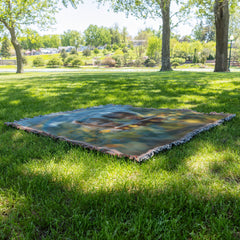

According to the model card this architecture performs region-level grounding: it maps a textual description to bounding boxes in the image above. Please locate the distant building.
[39,48,58,54]
[132,40,147,47]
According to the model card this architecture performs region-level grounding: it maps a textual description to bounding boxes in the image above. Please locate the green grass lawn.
[0,71,239,239]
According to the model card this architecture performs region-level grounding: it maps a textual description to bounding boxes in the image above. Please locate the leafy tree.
[96,0,177,71]
[1,36,11,59]
[146,36,162,63]
[229,5,240,40]
[0,0,82,73]
[121,27,128,44]
[188,0,239,72]
[84,25,111,47]
[41,34,61,48]
[20,29,42,51]
[193,21,215,42]
[134,28,154,43]
[109,24,121,45]
[61,30,83,49]
[0,0,59,73]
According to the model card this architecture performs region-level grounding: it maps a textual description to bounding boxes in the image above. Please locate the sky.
[40,1,195,37]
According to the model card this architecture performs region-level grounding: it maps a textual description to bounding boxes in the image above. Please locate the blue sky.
[41,1,195,37]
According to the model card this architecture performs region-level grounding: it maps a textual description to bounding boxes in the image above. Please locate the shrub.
[47,57,62,68]
[60,49,68,60]
[170,58,185,65]
[133,58,143,67]
[103,49,108,55]
[144,58,156,67]
[94,48,99,54]
[70,48,78,55]
[114,49,124,55]
[112,55,123,67]
[123,53,130,67]
[82,49,91,57]
[33,56,45,67]
[102,57,116,67]
[112,44,119,51]
[64,56,75,66]
[71,57,83,67]
[106,44,112,51]
[122,47,128,53]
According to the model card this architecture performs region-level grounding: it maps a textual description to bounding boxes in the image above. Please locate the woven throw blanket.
[5,105,235,162]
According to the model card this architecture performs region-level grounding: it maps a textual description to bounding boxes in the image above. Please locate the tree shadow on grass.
[1,71,239,169]
[1,139,240,239]
[0,71,240,239]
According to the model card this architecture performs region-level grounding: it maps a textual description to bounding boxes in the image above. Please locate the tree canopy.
[0,0,83,73]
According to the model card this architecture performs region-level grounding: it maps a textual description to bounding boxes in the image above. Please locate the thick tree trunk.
[214,0,229,72]
[160,0,172,71]
[9,27,24,73]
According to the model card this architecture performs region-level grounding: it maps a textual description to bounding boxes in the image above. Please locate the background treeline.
[1,24,240,68]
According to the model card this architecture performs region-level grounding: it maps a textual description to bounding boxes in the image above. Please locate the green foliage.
[47,57,63,68]
[60,49,68,60]
[93,48,100,54]
[112,44,119,51]
[64,55,83,67]
[122,47,128,53]
[146,36,161,62]
[144,58,156,67]
[40,34,61,48]
[0,37,11,59]
[103,49,108,55]
[170,58,186,65]
[70,48,78,55]
[193,21,215,42]
[0,0,76,73]
[64,55,76,66]
[84,25,111,47]
[0,1,60,32]
[114,49,124,55]
[61,30,83,49]
[33,56,45,67]
[82,49,91,57]
[133,58,144,67]
[19,29,42,51]
[109,24,121,45]
[106,44,112,51]
[112,55,123,67]
[71,57,83,67]
[171,62,180,68]
[171,39,216,62]
[135,28,154,42]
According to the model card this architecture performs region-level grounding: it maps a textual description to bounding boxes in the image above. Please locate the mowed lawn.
[0,71,239,239]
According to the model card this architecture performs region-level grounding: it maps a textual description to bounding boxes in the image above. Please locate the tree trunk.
[160,0,172,71]
[9,27,24,73]
[214,0,229,72]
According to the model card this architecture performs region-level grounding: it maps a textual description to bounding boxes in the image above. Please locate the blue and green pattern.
[6,105,235,161]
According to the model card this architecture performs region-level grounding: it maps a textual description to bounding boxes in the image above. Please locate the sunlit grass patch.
[0,71,239,239]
